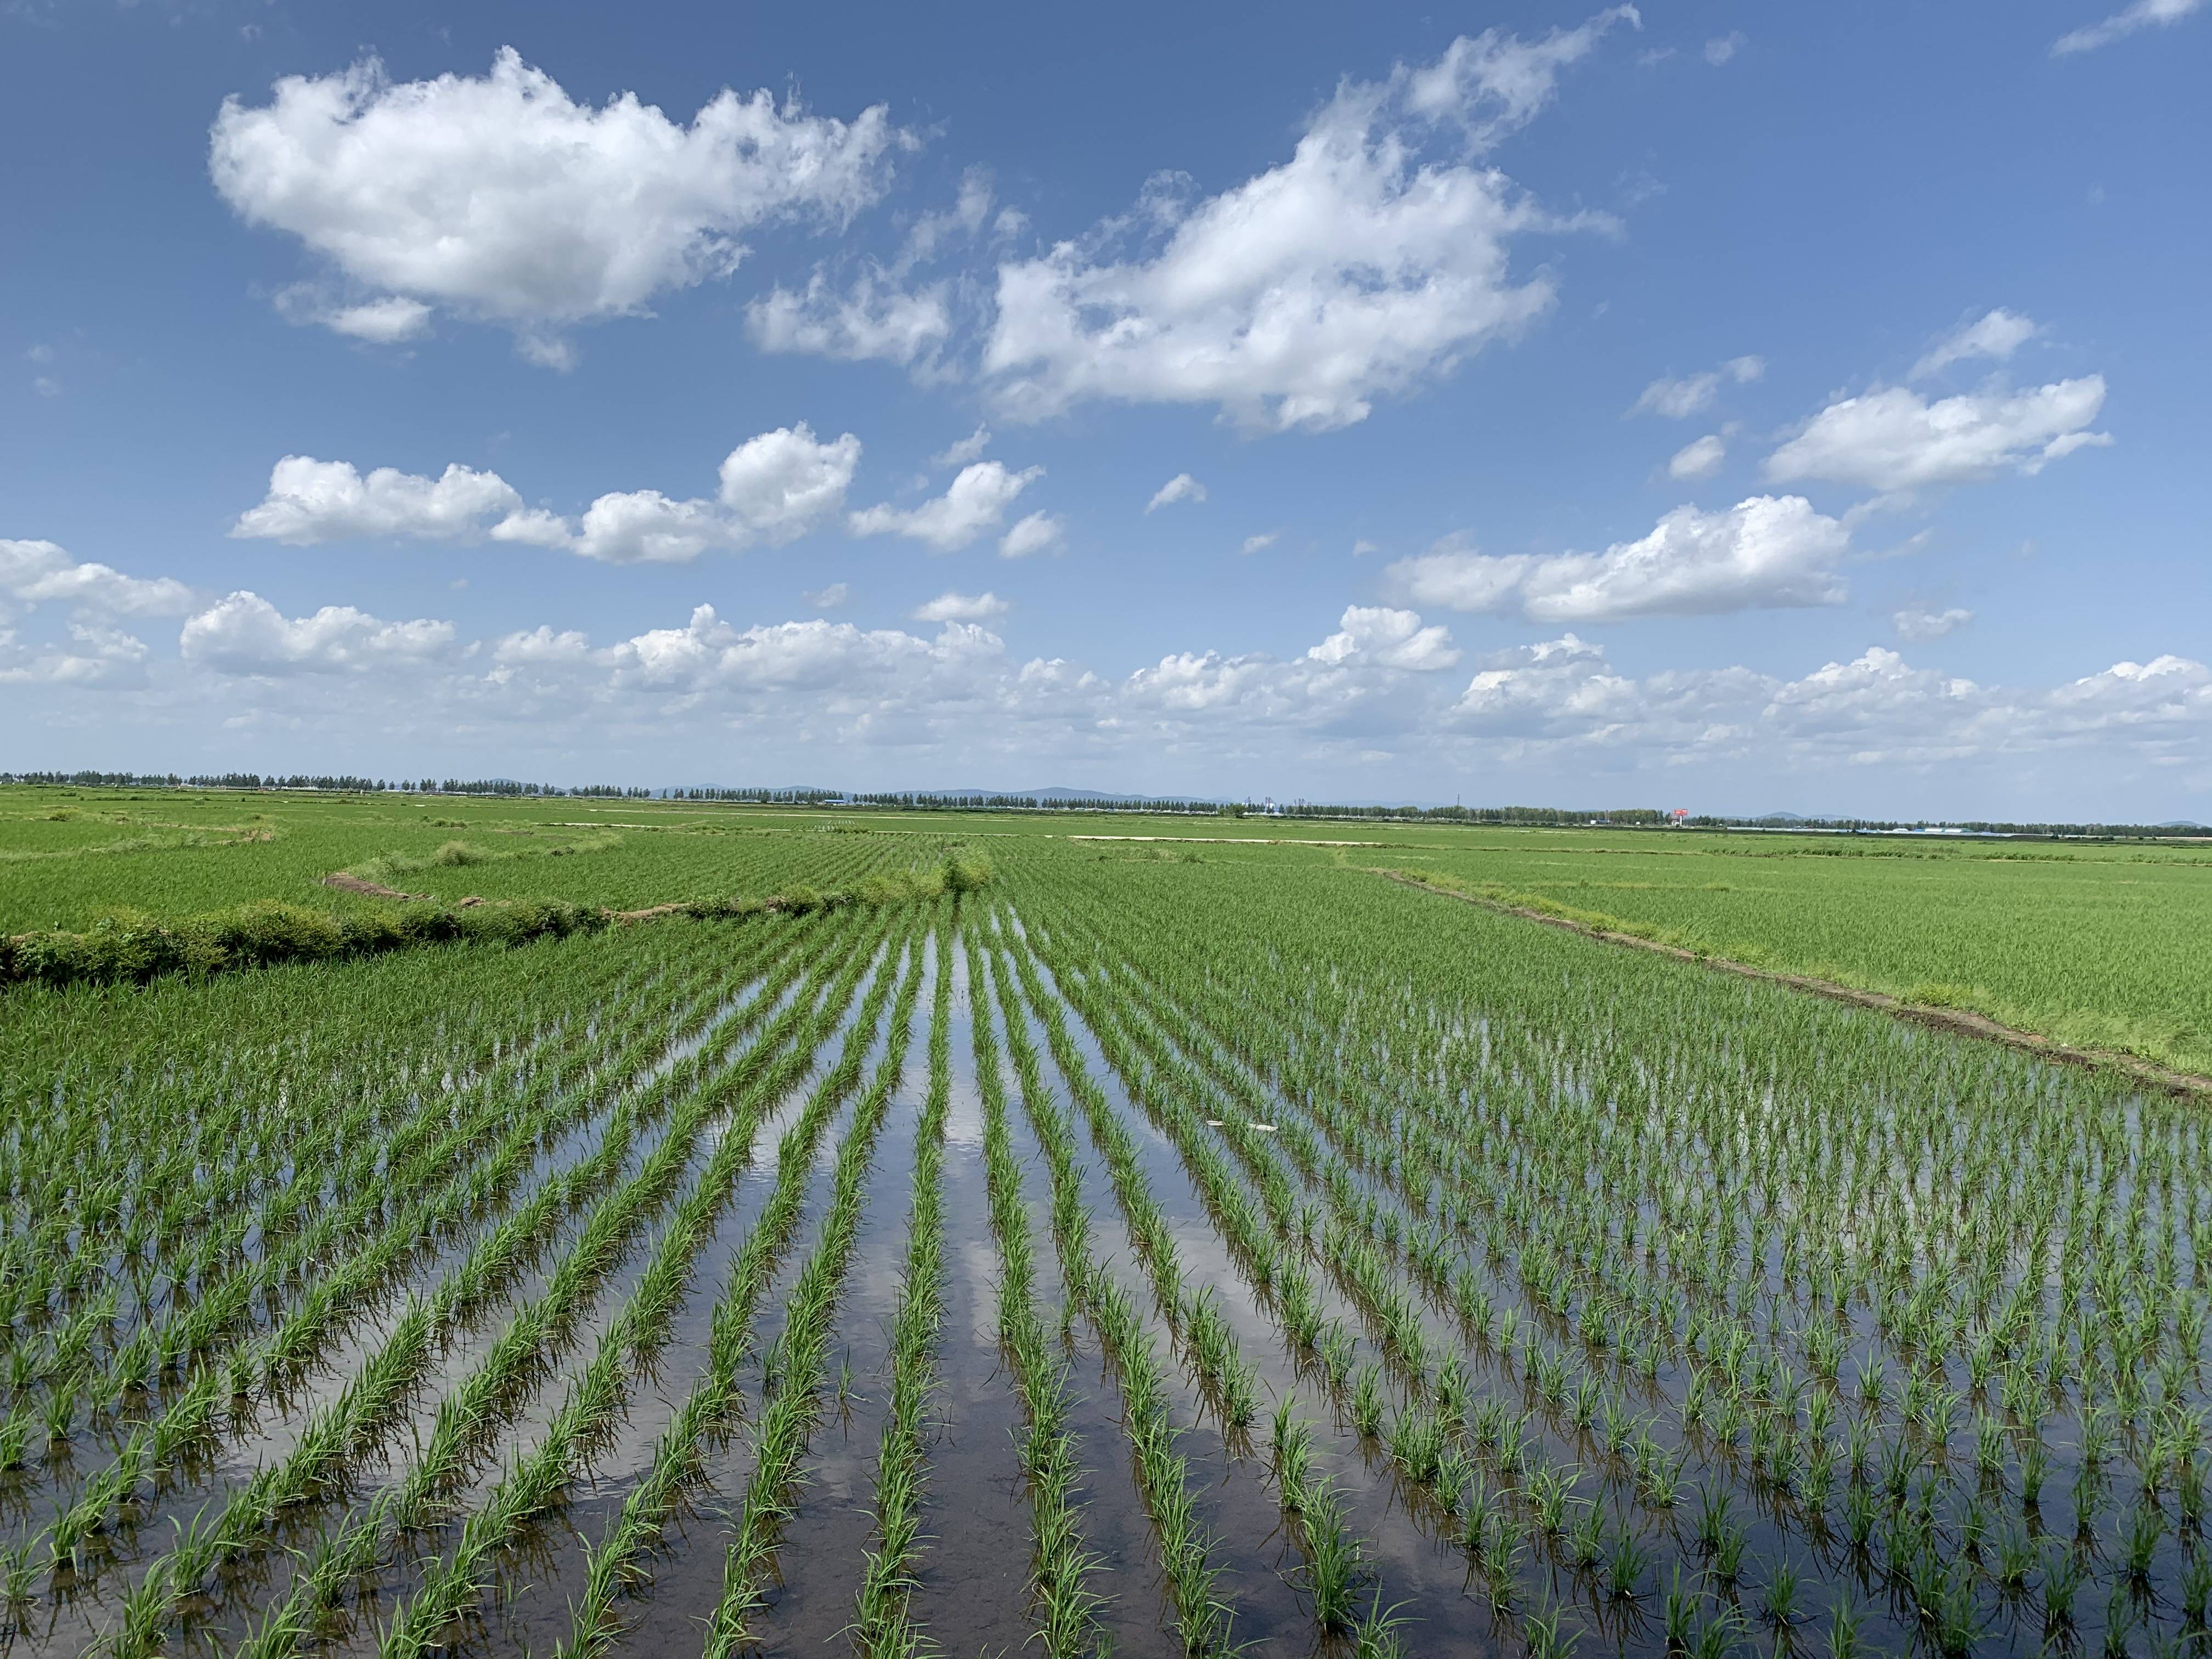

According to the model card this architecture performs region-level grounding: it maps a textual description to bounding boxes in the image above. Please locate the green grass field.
[13,785,2201,1075]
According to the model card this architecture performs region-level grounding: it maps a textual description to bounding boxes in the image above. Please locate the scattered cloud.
[982,15,1634,432]
[1703,32,1747,64]
[305,296,438,345]
[1146,473,1207,512]
[746,173,1004,375]
[746,268,952,369]
[933,425,992,467]
[1629,354,1763,419]
[1241,533,1280,555]
[912,590,1009,623]
[849,460,1042,550]
[233,425,860,562]
[0,539,196,618]
[211,49,910,359]
[2053,0,2205,54]
[1402,8,1641,146]
[1385,495,1851,623]
[1911,308,2039,379]
[1306,605,1460,671]
[803,582,850,610]
[180,590,458,675]
[1667,434,1726,479]
[1000,511,1064,559]
[1352,539,1381,557]
[1894,606,1973,641]
[1765,377,2111,494]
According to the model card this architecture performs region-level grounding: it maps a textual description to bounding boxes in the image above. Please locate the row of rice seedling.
[78,915,872,1655]
[368,918,891,1659]
[3,927,702,1386]
[544,918,917,1659]
[996,846,2212,1655]
[13,919,813,1568]
[978,929,1262,1657]
[847,916,952,1658]
[8,919,853,1654]
[964,927,1108,1657]
[701,922,929,1654]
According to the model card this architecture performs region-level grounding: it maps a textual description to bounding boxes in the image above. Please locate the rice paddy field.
[6,786,2212,1657]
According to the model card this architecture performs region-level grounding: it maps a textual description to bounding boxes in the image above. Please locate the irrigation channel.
[7,850,2212,1658]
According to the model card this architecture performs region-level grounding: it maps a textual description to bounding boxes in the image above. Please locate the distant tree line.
[1,770,2197,839]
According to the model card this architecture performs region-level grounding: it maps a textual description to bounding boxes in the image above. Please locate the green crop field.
[5,787,2212,1658]
[1335,828,2212,1079]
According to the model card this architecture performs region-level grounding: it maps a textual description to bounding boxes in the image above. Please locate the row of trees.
[1,772,2196,838]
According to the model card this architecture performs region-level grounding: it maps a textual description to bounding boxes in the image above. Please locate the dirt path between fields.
[1375,869,2212,1099]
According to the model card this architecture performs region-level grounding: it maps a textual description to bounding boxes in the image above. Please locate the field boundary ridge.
[1376,869,2212,1099]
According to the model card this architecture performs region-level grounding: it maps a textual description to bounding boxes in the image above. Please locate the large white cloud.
[848,461,1041,551]
[180,591,459,675]
[1764,379,2111,494]
[232,425,859,562]
[210,49,908,356]
[0,539,196,617]
[1385,495,1850,623]
[978,16,1630,432]
[232,456,536,545]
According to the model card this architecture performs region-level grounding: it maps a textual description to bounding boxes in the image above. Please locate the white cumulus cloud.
[1241,533,1280,556]
[1306,605,1460,671]
[1911,308,2040,379]
[848,461,1042,551]
[715,424,863,541]
[232,456,535,545]
[180,591,458,674]
[0,539,196,617]
[1146,473,1207,512]
[210,48,909,356]
[1385,495,1851,623]
[980,16,1631,432]
[1765,378,2111,494]
[233,425,859,562]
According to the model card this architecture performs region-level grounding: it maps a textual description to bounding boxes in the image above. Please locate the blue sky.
[3,0,2206,816]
